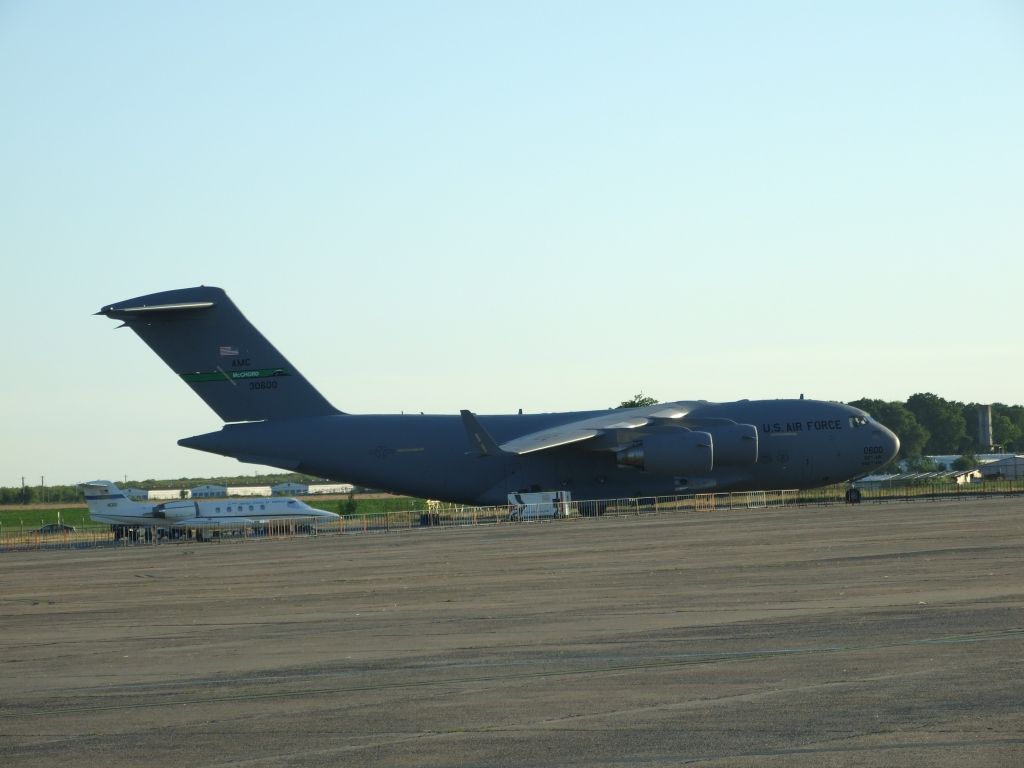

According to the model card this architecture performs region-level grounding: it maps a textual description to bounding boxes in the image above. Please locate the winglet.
[460,410,507,457]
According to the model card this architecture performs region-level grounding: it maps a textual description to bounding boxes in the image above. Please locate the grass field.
[0,507,96,533]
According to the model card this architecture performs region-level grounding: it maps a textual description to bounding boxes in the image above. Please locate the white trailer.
[507,491,572,521]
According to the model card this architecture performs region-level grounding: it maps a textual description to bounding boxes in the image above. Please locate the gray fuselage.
[181,398,898,505]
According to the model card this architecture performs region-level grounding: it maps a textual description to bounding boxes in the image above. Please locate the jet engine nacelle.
[617,430,713,474]
[150,500,199,520]
[705,423,758,466]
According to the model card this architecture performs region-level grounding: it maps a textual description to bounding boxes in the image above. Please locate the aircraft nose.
[881,425,900,464]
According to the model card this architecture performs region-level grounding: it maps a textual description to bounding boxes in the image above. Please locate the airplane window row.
[849,416,869,428]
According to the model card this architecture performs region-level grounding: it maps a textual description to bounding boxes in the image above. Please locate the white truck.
[507,490,572,521]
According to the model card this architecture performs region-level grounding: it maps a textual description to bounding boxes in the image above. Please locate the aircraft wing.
[499,402,701,455]
[173,517,256,528]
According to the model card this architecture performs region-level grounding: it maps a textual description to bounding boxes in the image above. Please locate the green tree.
[905,393,968,454]
[952,453,979,471]
[1004,405,1024,451]
[905,455,938,472]
[338,491,358,516]
[991,406,1023,449]
[619,392,659,408]
[847,398,929,459]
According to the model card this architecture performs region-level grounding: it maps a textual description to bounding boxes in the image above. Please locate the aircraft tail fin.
[80,481,150,521]
[98,286,341,422]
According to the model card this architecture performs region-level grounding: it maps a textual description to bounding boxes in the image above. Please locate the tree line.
[847,393,1024,458]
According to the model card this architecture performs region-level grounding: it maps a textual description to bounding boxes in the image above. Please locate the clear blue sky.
[2,2,1022,488]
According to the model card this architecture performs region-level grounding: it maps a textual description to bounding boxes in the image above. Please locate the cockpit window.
[849,416,869,428]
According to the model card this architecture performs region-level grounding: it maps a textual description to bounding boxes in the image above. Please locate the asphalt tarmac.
[2,498,1022,767]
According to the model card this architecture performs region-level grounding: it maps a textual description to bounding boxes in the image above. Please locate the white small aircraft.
[81,481,339,540]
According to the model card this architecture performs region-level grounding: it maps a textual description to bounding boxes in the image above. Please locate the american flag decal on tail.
[219,345,239,356]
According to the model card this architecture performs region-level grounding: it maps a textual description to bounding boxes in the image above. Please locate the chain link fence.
[4,481,1023,553]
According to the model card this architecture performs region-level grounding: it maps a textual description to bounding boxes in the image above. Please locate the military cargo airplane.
[81,480,339,539]
[98,287,899,505]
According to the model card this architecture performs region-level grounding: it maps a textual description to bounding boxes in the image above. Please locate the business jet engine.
[148,500,199,520]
